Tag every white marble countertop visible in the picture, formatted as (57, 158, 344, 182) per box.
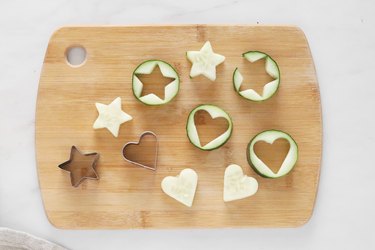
(1, 0, 374, 249)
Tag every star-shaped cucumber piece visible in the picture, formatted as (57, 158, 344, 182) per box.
(186, 41, 225, 81)
(93, 97, 132, 137)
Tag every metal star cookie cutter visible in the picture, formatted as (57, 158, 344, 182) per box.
(122, 131, 158, 171)
(58, 146, 100, 187)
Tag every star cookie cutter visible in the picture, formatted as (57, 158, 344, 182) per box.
(122, 131, 158, 171)
(58, 146, 100, 187)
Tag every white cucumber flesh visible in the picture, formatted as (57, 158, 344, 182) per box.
(161, 168, 198, 207)
(243, 51, 267, 63)
(223, 164, 258, 202)
(93, 97, 133, 137)
(186, 41, 225, 81)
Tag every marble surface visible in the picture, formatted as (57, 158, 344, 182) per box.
(1, 0, 374, 249)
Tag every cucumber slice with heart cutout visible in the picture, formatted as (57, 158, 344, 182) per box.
(233, 51, 280, 102)
(132, 60, 180, 105)
(186, 104, 233, 151)
(247, 130, 298, 178)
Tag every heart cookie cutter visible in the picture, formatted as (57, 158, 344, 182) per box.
(122, 131, 158, 171)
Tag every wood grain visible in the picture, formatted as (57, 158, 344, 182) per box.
(36, 25, 322, 229)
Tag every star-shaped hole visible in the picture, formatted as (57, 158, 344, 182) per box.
(239, 58, 276, 94)
(58, 146, 100, 187)
(136, 65, 176, 100)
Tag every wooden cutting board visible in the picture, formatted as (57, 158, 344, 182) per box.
(36, 25, 321, 229)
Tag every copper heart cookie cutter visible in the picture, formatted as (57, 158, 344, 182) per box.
(122, 131, 158, 171)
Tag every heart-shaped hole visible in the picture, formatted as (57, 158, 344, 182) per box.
(239, 58, 275, 94)
(253, 138, 290, 174)
(122, 133, 158, 170)
(194, 110, 229, 147)
(136, 65, 175, 100)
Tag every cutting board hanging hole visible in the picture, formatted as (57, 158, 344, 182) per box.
(65, 46, 87, 67)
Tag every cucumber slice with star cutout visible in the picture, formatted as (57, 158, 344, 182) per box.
(132, 60, 180, 105)
(233, 51, 280, 102)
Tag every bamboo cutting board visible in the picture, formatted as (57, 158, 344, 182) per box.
(36, 25, 321, 229)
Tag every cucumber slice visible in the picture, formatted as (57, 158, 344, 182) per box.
(186, 104, 233, 151)
(161, 168, 198, 207)
(132, 60, 180, 105)
(247, 130, 298, 178)
(233, 51, 280, 102)
(223, 164, 258, 202)
(93, 97, 133, 137)
(186, 41, 225, 81)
